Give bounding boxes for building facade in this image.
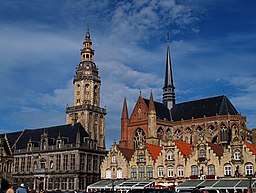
[101,39,256,186]
[0,29,107,191]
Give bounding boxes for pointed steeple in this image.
[121,97,129,119]
[163,32,175,110]
[149,91,156,113]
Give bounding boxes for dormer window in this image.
[56,140,62,149]
[27,143,32,151]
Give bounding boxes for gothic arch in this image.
[133,128,146,149]
[157,127,164,139]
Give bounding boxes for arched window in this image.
[106,169,111,179]
[84,84,90,102]
[138,166,145,179]
[199,150,206,158]
[167,167,174,177]
[208,165,215,175]
[133,128,146,149]
[197,126,203,135]
[93,85,98,105]
[220,124,229,142]
[224,164,232,176]
[157,127,164,139]
[174,129,182,140]
[117,168,123,179]
[191,165,198,175]
[166,128,172,136]
[131,166,137,179]
[245,163,253,176]
[177,166,184,177]
[146,166,153,178]
[158,166,164,177]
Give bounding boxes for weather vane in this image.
[166,31,170,43]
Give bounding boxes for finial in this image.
[87,23,90,33]
[85,24,90,39]
[166,32,170,44]
[139,90,142,96]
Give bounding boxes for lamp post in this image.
[111,179,115,193]
[247,174,252,193]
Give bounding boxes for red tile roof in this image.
[118,146,134,161]
[208,143,224,157]
[146,143,163,160]
[174,140,193,158]
[245,141,256,155]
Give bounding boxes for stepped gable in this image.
[244,141,256,155]
[174,140,193,158]
[118,146,134,161]
[208,142,224,157]
[171,95,238,121]
[15,123,88,150]
[143,98,171,120]
[146,143,163,160]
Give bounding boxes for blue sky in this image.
[0,0,256,149]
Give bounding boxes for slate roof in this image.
[171,95,238,121]
[15,123,88,150]
[143,98,171,121]
[0,131,22,149]
[146,143,163,160]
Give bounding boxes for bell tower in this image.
[66,28,106,150]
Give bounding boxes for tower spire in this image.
[162,32,175,110]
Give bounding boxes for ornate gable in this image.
[130,95,148,122]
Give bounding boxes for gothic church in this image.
[101,37,256,186]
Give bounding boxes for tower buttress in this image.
[121,97,129,142]
[147,91,158,145]
[162,33,175,110]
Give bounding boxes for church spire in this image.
[163,32,175,110]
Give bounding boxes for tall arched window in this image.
[177,166,184,177]
[245,163,253,176]
[157,127,164,139]
[224,164,232,176]
[191,165,198,175]
[93,85,98,105]
[84,84,90,102]
[117,168,123,179]
[220,124,229,142]
[133,128,146,149]
[208,165,215,175]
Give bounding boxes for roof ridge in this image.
[175,95,225,106]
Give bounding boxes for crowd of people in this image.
[0,182,78,193]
